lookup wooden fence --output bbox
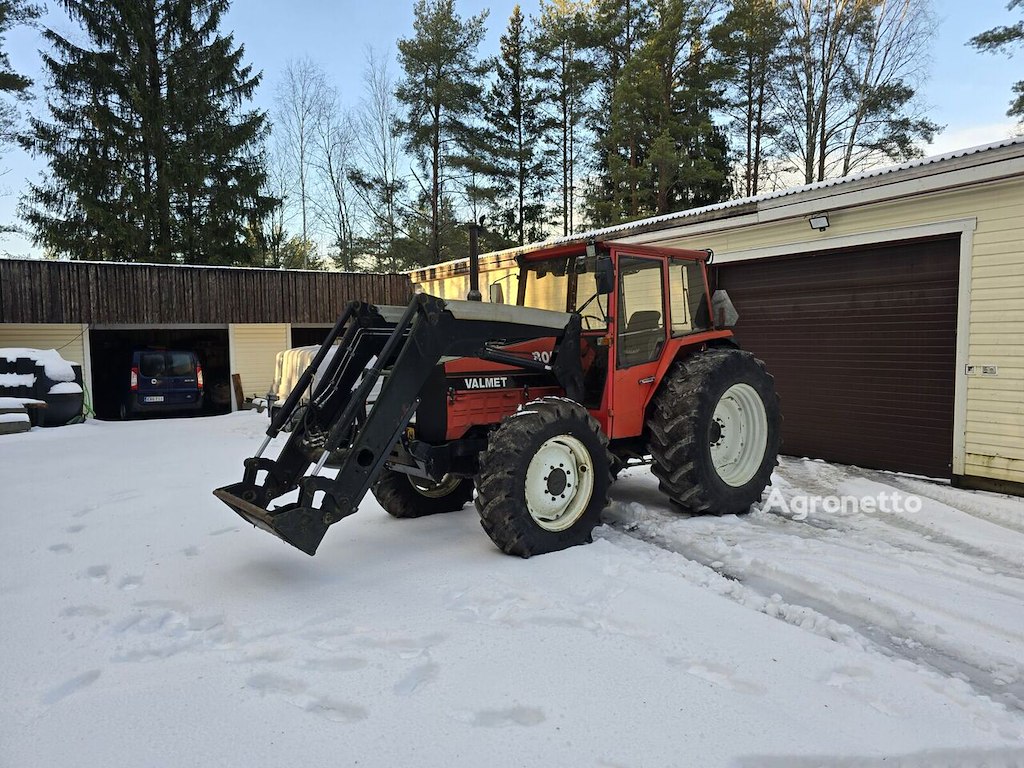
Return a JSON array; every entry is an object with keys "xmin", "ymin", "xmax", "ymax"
[{"xmin": 0, "ymin": 259, "xmax": 412, "ymax": 325}]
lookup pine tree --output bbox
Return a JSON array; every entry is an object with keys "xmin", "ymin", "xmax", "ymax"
[
  {"xmin": 20, "ymin": 0, "xmax": 271, "ymax": 264},
  {"xmin": 395, "ymin": 0, "xmax": 488, "ymax": 266},
  {"xmin": 970, "ymin": 1, "xmax": 1024, "ymax": 121},
  {"xmin": 586, "ymin": 0, "xmax": 653, "ymax": 226},
  {"xmin": 534, "ymin": 0, "xmax": 593, "ymax": 236},
  {"xmin": 589, "ymin": 0, "xmax": 732, "ymax": 225},
  {"xmin": 483, "ymin": 5, "xmax": 555, "ymax": 245},
  {"xmin": 712, "ymin": 0, "xmax": 786, "ymax": 196},
  {"xmin": 0, "ymin": 1, "xmax": 40, "ymax": 151}
]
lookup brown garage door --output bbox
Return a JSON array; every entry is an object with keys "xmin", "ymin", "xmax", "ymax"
[{"xmin": 715, "ymin": 237, "xmax": 959, "ymax": 478}]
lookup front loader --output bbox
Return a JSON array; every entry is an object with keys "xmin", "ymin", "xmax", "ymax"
[{"xmin": 215, "ymin": 240, "xmax": 781, "ymax": 558}]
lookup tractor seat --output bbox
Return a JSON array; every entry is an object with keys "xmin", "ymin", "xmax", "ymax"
[{"xmin": 620, "ymin": 310, "xmax": 664, "ymax": 366}]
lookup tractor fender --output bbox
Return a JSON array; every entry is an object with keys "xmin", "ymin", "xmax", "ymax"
[{"xmin": 640, "ymin": 330, "xmax": 737, "ymax": 422}]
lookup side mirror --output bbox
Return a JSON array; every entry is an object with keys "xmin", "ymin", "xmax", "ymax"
[
  {"xmin": 489, "ymin": 282, "xmax": 504, "ymax": 304},
  {"xmin": 711, "ymin": 289, "xmax": 739, "ymax": 328},
  {"xmin": 595, "ymin": 255, "xmax": 614, "ymax": 295}
]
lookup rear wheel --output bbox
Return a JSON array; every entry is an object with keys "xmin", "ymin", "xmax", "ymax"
[
  {"xmin": 475, "ymin": 397, "xmax": 612, "ymax": 557},
  {"xmin": 648, "ymin": 349, "xmax": 780, "ymax": 515},
  {"xmin": 371, "ymin": 467, "xmax": 474, "ymax": 519}
]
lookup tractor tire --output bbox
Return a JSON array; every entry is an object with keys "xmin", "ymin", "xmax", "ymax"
[
  {"xmin": 648, "ymin": 348, "xmax": 780, "ymax": 515},
  {"xmin": 371, "ymin": 468, "xmax": 474, "ymax": 519},
  {"xmin": 475, "ymin": 397, "xmax": 613, "ymax": 558}
]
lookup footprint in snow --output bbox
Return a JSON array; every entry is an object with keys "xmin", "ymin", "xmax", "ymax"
[
  {"xmin": 66, "ymin": 524, "xmax": 85, "ymax": 533},
  {"xmin": 393, "ymin": 662, "xmax": 439, "ymax": 696},
  {"xmin": 119, "ymin": 575, "xmax": 143, "ymax": 591},
  {"xmin": 246, "ymin": 672, "xmax": 308, "ymax": 697},
  {"xmin": 452, "ymin": 706, "xmax": 546, "ymax": 727},
  {"xmin": 60, "ymin": 605, "xmax": 109, "ymax": 618},
  {"xmin": 182, "ymin": 545, "xmax": 200, "ymax": 557},
  {"xmin": 85, "ymin": 565, "xmax": 109, "ymax": 583},
  {"xmin": 49, "ymin": 543, "xmax": 73, "ymax": 554},
  {"xmin": 41, "ymin": 670, "xmax": 101, "ymax": 705},
  {"xmin": 823, "ymin": 665, "xmax": 874, "ymax": 689},
  {"xmin": 822, "ymin": 666, "xmax": 899, "ymax": 716},
  {"xmin": 246, "ymin": 674, "xmax": 368, "ymax": 723},
  {"xmin": 303, "ymin": 696, "xmax": 368, "ymax": 723},
  {"xmin": 669, "ymin": 658, "xmax": 766, "ymax": 695},
  {"xmin": 302, "ymin": 656, "xmax": 368, "ymax": 672}
]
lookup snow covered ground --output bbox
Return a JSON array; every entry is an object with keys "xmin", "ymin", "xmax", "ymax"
[{"xmin": 2, "ymin": 412, "xmax": 1024, "ymax": 767}]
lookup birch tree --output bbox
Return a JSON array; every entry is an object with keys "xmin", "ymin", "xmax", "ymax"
[{"xmin": 775, "ymin": 0, "xmax": 938, "ymax": 184}]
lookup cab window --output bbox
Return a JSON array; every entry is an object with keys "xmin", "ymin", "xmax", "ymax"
[
  {"xmin": 617, "ymin": 256, "xmax": 665, "ymax": 367},
  {"xmin": 571, "ymin": 255, "xmax": 609, "ymax": 330},
  {"xmin": 668, "ymin": 258, "xmax": 712, "ymax": 336},
  {"xmin": 520, "ymin": 257, "xmax": 570, "ymax": 313}
]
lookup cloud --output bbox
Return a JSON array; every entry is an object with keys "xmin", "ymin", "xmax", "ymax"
[{"xmin": 925, "ymin": 121, "xmax": 1021, "ymax": 155}]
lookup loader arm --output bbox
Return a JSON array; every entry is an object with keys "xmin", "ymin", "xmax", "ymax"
[{"xmin": 214, "ymin": 293, "xmax": 583, "ymax": 556}]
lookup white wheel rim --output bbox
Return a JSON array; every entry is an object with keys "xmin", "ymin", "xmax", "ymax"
[
  {"xmin": 709, "ymin": 383, "xmax": 768, "ymax": 487},
  {"xmin": 408, "ymin": 474, "xmax": 462, "ymax": 498},
  {"xmin": 524, "ymin": 435, "xmax": 595, "ymax": 531}
]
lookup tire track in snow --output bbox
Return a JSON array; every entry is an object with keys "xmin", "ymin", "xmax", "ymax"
[
  {"xmin": 777, "ymin": 459, "xmax": 1024, "ymax": 577},
  {"xmin": 601, "ymin": 497, "xmax": 1024, "ymax": 716}
]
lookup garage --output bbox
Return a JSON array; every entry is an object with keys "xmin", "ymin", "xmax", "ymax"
[
  {"xmin": 0, "ymin": 258, "xmax": 411, "ymax": 423},
  {"xmin": 408, "ymin": 139, "xmax": 1024, "ymax": 491},
  {"xmin": 88, "ymin": 327, "xmax": 232, "ymax": 420},
  {"xmin": 715, "ymin": 236, "xmax": 959, "ymax": 478}
]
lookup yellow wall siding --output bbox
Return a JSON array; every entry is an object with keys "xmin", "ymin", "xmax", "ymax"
[
  {"xmin": 228, "ymin": 323, "xmax": 291, "ymax": 407},
  {"xmin": 415, "ymin": 261, "xmax": 520, "ymax": 305},
  {"xmin": 0, "ymin": 324, "xmax": 86, "ymax": 367}
]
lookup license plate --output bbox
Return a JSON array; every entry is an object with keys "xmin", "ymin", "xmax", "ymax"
[{"xmin": 143, "ymin": 395, "xmax": 164, "ymax": 403}]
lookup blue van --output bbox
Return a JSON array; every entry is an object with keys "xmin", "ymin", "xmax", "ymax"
[{"xmin": 121, "ymin": 349, "xmax": 204, "ymax": 419}]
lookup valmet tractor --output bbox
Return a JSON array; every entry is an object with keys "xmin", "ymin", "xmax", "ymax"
[{"xmin": 214, "ymin": 240, "xmax": 781, "ymax": 558}]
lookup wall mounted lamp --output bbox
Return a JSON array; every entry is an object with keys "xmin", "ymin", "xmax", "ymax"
[{"xmin": 808, "ymin": 213, "xmax": 830, "ymax": 231}]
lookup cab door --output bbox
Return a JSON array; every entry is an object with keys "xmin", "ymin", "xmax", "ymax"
[{"xmin": 608, "ymin": 253, "xmax": 667, "ymax": 438}]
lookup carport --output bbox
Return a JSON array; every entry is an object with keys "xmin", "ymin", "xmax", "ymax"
[
  {"xmin": 88, "ymin": 326, "xmax": 231, "ymax": 420},
  {"xmin": 0, "ymin": 259, "xmax": 411, "ymax": 421}
]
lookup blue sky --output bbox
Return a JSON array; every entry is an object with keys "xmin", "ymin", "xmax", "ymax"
[{"xmin": 0, "ymin": 0, "xmax": 1020, "ymax": 257}]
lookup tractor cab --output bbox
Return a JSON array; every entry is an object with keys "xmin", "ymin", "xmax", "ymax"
[{"xmin": 514, "ymin": 242, "xmax": 736, "ymax": 439}]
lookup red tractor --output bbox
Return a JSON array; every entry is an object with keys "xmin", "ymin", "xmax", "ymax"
[{"xmin": 215, "ymin": 239, "xmax": 781, "ymax": 557}]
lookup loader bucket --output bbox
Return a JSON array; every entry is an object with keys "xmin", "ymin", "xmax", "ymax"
[
  {"xmin": 214, "ymin": 485, "xmax": 333, "ymax": 556},
  {"xmin": 212, "ymin": 296, "xmax": 436, "ymax": 556}
]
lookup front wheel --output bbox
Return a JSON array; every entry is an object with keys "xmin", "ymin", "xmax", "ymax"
[
  {"xmin": 475, "ymin": 397, "xmax": 612, "ymax": 557},
  {"xmin": 647, "ymin": 348, "xmax": 780, "ymax": 515},
  {"xmin": 371, "ymin": 468, "xmax": 474, "ymax": 519}
]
